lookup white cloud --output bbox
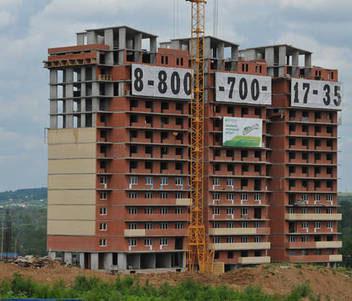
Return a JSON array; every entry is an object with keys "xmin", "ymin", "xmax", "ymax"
[
  {"xmin": 0, "ymin": 10, "xmax": 15, "ymax": 28},
  {"xmin": 0, "ymin": 127, "xmax": 43, "ymax": 152},
  {"xmin": 0, "ymin": 0, "xmax": 351, "ymax": 190},
  {"xmin": 0, "ymin": 0, "xmax": 22, "ymax": 8},
  {"xmin": 278, "ymin": 0, "xmax": 352, "ymax": 9}
]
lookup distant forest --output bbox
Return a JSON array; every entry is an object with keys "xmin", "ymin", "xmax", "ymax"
[
  {"xmin": 339, "ymin": 195, "xmax": 352, "ymax": 266},
  {"xmin": 0, "ymin": 188, "xmax": 47, "ymax": 202},
  {"xmin": 0, "ymin": 188, "xmax": 351, "ymax": 266}
]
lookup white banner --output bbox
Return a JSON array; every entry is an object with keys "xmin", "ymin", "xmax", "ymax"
[
  {"xmin": 131, "ymin": 64, "xmax": 193, "ymax": 99},
  {"xmin": 291, "ymin": 79, "xmax": 342, "ymax": 109},
  {"xmin": 216, "ymin": 72, "xmax": 272, "ymax": 105},
  {"xmin": 223, "ymin": 117, "xmax": 263, "ymax": 148}
]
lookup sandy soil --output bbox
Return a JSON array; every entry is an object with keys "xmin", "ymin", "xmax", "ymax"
[{"xmin": 1, "ymin": 262, "xmax": 351, "ymax": 300}]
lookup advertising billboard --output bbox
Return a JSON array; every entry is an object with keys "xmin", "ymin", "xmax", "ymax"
[
  {"xmin": 223, "ymin": 117, "xmax": 263, "ymax": 148},
  {"xmin": 131, "ymin": 64, "xmax": 193, "ymax": 99},
  {"xmin": 216, "ymin": 72, "xmax": 272, "ymax": 105},
  {"xmin": 291, "ymin": 78, "xmax": 342, "ymax": 110}
]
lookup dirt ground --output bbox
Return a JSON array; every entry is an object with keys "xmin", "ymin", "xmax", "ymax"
[{"xmin": 1, "ymin": 262, "xmax": 352, "ymax": 300}]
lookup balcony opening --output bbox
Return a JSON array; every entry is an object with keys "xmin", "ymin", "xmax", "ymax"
[
  {"xmin": 175, "ymin": 238, "xmax": 183, "ymax": 250},
  {"xmin": 85, "ymin": 114, "xmax": 92, "ymax": 127},
  {"xmin": 254, "ymin": 179, "xmax": 261, "ymax": 191},
  {"xmin": 289, "ymin": 222, "xmax": 296, "ymax": 233},
  {"xmin": 85, "ymin": 67, "xmax": 92, "ymax": 81},
  {"xmin": 254, "ymin": 208, "xmax": 262, "ymax": 219}
]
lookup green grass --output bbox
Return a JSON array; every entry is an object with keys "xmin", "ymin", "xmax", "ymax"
[{"xmin": 0, "ymin": 273, "xmax": 319, "ymax": 301}]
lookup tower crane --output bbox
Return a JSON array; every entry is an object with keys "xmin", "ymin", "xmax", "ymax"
[{"xmin": 186, "ymin": 0, "xmax": 213, "ymax": 273}]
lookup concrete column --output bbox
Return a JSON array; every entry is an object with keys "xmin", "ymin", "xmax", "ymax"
[
  {"xmin": 278, "ymin": 46, "xmax": 287, "ymax": 66},
  {"xmin": 268, "ymin": 68, "xmax": 274, "ymax": 77},
  {"xmin": 305, "ymin": 53, "xmax": 312, "ymax": 68},
  {"xmin": 104, "ymin": 253, "xmax": 112, "ymax": 270},
  {"xmin": 292, "ymin": 50, "xmax": 300, "ymax": 77},
  {"xmin": 65, "ymin": 68, "xmax": 73, "ymax": 83},
  {"xmin": 150, "ymin": 37, "xmax": 157, "ymax": 53},
  {"xmin": 105, "ymin": 52, "xmax": 114, "ymax": 65},
  {"xmin": 92, "ymin": 82, "xmax": 99, "ymax": 97},
  {"xmin": 50, "ymin": 83, "xmax": 58, "ymax": 100},
  {"xmin": 50, "ymin": 100, "xmax": 57, "ymax": 115},
  {"xmin": 118, "ymin": 253, "xmax": 127, "ymax": 270},
  {"xmin": 118, "ymin": 83, "xmax": 125, "ymax": 96},
  {"xmin": 118, "ymin": 49, "xmax": 125, "ymax": 65},
  {"xmin": 91, "ymin": 253, "xmax": 99, "ymax": 270},
  {"xmin": 65, "ymin": 84, "xmax": 73, "ymax": 99},
  {"xmin": 182, "ymin": 252, "xmax": 187, "ymax": 268},
  {"xmin": 278, "ymin": 46, "xmax": 287, "ymax": 76},
  {"xmin": 50, "ymin": 115, "xmax": 57, "ymax": 129},
  {"xmin": 81, "ymin": 84, "xmax": 86, "ymax": 98},
  {"xmin": 64, "ymin": 252, "xmax": 72, "ymax": 265},
  {"xmin": 231, "ymin": 46, "xmax": 239, "ymax": 61},
  {"xmin": 134, "ymin": 33, "xmax": 142, "ymax": 62},
  {"xmin": 81, "ymin": 98, "xmax": 86, "ymax": 112},
  {"xmin": 48, "ymin": 251, "xmax": 56, "ymax": 260},
  {"xmin": 65, "ymin": 99, "xmax": 73, "ymax": 114},
  {"xmin": 134, "ymin": 33, "xmax": 142, "ymax": 51},
  {"xmin": 105, "ymin": 83, "xmax": 113, "ymax": 97},
  {"xmin": 118, "ymin": 27, "xmax": 126, "ymax": 49},
  {"xmin": 150, "ymin": 37, "xmax": 157, "ymax": 64},
  {"xmin": 92, "ymin": 98, "xmax": 99, "ymax": 111},
  {"xmin": 81, "ymin": 113, "xmax": 86, "ymax": 128},
  {"xmin": 87, "ymin": 31, "xmax": 97, "ymax": 44},
  {"xmin": 90, "ymin": 66, "xmax": 96, "ymax": 81},
  {"xmin": 92, "ymin": 113, "xmax": 97, "ymax": 127},
  {"xmin": 104, "ymin": 29, "xmax": 114, "ymax": 48},
  {"xmin": 50, "ymin": 70, "xmax": 58, "ymax": 84},
  {"xmin": 217, "ymin": 42, "xmax": 225, "ymax": 69},
  {"xmin": 152, "ymin": 254, "xmax": 156, "ymax": 269},
  {"xmin": 76, "ymin": 33, "xmax": 85, "ymax": 45},
  {"xmin": 80, "ymin": 67, "xmax": 86, "ymax": 82},
  {"xmin": 65, "ymin": 115, "xmax": 73, "ymax": 128},
  {"xmin": 79, "ymin": 253, "xmax": 85, "ymax": 269},
  {"xmin": 204, "ymin": 37, "xmax": 211, "ymax": 59},
  {"xmin": 264, "ymin": 47, "xmax": 274, "ymax": 66},
  {"xmin": 292, "ymin": 51, "xmax": 299, "ymax": 66}
]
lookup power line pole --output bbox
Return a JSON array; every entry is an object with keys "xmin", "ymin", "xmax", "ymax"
[
  {"xmin": 3, "ymin": 209, "xmax": 12, "ymax": 260},
  {"xmin": 0, "ymin": 219, "xmax": 4, "ymax": 260}
]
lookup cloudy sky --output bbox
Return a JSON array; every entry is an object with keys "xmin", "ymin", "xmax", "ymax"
[{"xmin": 0, "ymin": 0, "xmax": 351, "ymax": 192}]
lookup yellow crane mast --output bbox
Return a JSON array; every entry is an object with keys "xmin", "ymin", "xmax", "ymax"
[{"xmin": 186, "ymin": 0, "xmax": 213, "ymax": 273}]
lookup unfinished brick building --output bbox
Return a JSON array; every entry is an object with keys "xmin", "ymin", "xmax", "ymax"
[{"xmin": 44, "ymin": 26, "xmax": 342, "ymax": 271}]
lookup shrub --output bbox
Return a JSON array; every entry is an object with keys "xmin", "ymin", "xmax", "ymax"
[
  {"xmin": 0, "ymin": 273, "xmax": 320, "ymax": 301},
  {"xmin": 286, "ymin": 283, "xmax": 313, "ymax": 301}
]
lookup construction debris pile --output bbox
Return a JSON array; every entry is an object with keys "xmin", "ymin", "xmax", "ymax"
[{"xmin": 12, "ymin": 255, "xmax": 57, "ymax": 268}]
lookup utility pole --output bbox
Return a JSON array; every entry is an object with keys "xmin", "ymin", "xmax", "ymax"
[
  {"xmin": 0, "ymin": 219, "xmax": 4, "ymax": 260},
  {"xmin": 3, "ymin": 209, "xmax": 12, "ymax": 260}
]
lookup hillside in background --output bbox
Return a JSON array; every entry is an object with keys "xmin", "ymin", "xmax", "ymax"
[
  {"xmin": 0, "ymin": 188, "xmax": 351, "ymax": 266},
  {"xmin": 0, "ymin": 188, "xmax": 47, "ymax": 256},
  {"xmin": 339, "ymin": 194, "xmax": 352, "ymax": 266},
  {"xmin": 0, "ymin": 188, "xmax": 47, "ymax": 206}
]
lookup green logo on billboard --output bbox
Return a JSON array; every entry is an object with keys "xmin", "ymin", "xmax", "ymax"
[{"xmin": 223, "ymin": 117, "xmax": 262, "ymax": 148}]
